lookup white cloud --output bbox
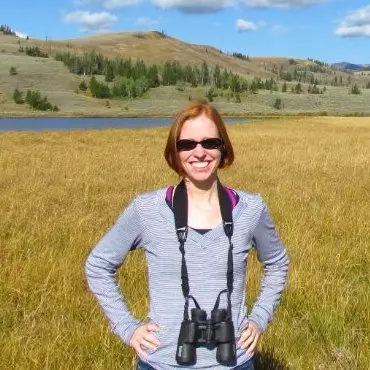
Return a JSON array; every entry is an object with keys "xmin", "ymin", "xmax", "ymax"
[
  {"xmin": 15, "ymin": 31, "xmax": 28, "ymax": 39},
  {"xmin": 236, "ymin": 19, "xmax": 258, "ymax": 32},
  {"xmin": 74, "ymin": 0, "xmax": 139, "ymax": 9},
  {"xmin": 151, "ymin": 0, "xmax": 235, "ymax": 13},
  {"xmin": 271, "ymin": 24, "xmax": 288, "ymax": 33},
  {"xmin": 149, "ymin": 0, "xmax": 324, "ymax": 13},
  {"xmin": 241, "ymin": 0, "xmax": 325, "ymax": 8},
  {"xmin": 63, "ymin": 11, "xmax": 117, "ymax": 32},
  {"xmin": 135, "ymin": 17, "xmax": 160, "ymax": 26},
  {"xmin": 335, "ymin": 6, "xmax": 370, "ymax": 37}
]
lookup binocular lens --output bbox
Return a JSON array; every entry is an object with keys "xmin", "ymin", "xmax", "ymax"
[
  {"xmin": 211, "ymin": 308, "xmax": 227, "ymax": 323},
  {"xmin": 191, "ymin": 308, "xmax": 207, "ymax": 321}
]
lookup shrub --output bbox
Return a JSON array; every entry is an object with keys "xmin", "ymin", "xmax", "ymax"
[
  {"xmin": 308, "ymin": 84, "xmax": 320, "ymax": 94},
  {"xmin": 350, "ymin": 84, "xmax": 361, "ymax": 95},
  {"xmin": 9, "ymin": 66, "xmax": 17, "ymax": 75},
  {"xmin": 25, "ymin": 46, "xmax": 48, "ymax": 58},
  {"xmin": 176, "ymin": 82, "xmax": 185, "ymax": 92},
  {"xmin": 273, "ymin": 98, "xmax": 283, "ymax": 110},
  {"xmin": 79, "ymin": 80, "xmax": 88, "ymax": 91},
  {"xmin": 89, "ymin": 76, "xmax": 111, "ymax": 99},
  {"xmin": 13, "ymin": 88, "xmax": 24, "ymax": 104},
  {"xmin": 206, "ymin": 87, "xmax": 217, "ymax": 102},
  {"xmin": 25, "ymin": 89, "xmax": 58, "ymax": 111},
  {"xmin": 294, "ymin": 83, "xmax": 303, "ymax": 94},
  {"xmin": 111, "ymin": 76, "xmax": 149, "ymax": 99}
]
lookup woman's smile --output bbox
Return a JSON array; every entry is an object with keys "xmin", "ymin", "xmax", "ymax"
[{"xmin": 191, "ymin": 161, "xmax": 210, "ymax": 169}]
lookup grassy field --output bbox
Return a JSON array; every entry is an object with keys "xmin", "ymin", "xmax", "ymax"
[{"xmin": 0, "ymin": 117, "xmax": 369, "ymax": 369}]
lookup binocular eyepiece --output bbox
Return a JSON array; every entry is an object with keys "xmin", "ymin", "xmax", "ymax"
[{"xmin": 176, "ymin": 307, "xmax": 237, "ymax": 366}]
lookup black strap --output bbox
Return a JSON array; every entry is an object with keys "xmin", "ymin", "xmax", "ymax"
[
  {"xmin": 173, "ymin": 178, "xmax": 234, "ymax": 319},
  {"xmin": 217, "ymin": 180, "xmax": 234, "ymax": 298},
  {"xmin": 173, "ymin": 180, "xmax": 189, "ymax": 297}
]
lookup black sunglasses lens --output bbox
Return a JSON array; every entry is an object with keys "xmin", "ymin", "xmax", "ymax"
[
  {"xmin": 176, "ymin": 138, "xmax": 223, "ymax": 151},
  {"xmin": 202, "ymin": 138, "xmax": 223, "ymax": 149},
  {"xmin": 176, "ymin": 140, "xmax": 197, "ymax": 151}
]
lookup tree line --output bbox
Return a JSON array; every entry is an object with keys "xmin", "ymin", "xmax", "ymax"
[
  {"xmin": 13, "ymin": 88, "xmax": 59, "ymax": 111},
  {"xmin": 0, "ymin": 24, "xmax": 16, "ymax": 36},
  {"xmin": 56, "ymin": 51, "xmax": 282, "ymax": 99},
  {"xmin": 19, "ymin": 45, "xmax": 49, "ymax": 58}
]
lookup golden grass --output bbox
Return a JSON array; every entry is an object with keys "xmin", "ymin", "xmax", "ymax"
[{"xmin": 0, "ymin": 117, "xmax": 369, "ymax": 369}]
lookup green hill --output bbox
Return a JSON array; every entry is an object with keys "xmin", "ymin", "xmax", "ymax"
[{"xmin": 1, "ymin": 32, "xmax": 370, "ymax": 117}]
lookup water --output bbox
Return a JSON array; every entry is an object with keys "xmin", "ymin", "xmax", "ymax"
[{"xmin": 0, "ymin": 117, "xmax": 249, "ymax": 132}]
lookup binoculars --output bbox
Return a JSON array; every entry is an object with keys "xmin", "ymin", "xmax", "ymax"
[{"xmin": 176, "ymin": 307, "xmax": 237, "ymax": 366}]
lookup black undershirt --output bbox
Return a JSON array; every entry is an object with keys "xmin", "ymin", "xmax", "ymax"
[{"xmin": 190, "ymin": 227, "xmax": 211, "ymax": 235}]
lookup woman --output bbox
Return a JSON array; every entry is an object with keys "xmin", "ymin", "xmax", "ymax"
[{"xmin": 85, "ymin": 100, "xmax": 289, "ymax": 369}]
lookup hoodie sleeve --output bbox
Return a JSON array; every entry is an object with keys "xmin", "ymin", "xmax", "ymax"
[
  {"xmin": 85, "ymin": 197, "xmax": 144, "ymax": 345},
  {"xmin": 248, "ymin": 198, "xmax": 289, "ymax": 333}
]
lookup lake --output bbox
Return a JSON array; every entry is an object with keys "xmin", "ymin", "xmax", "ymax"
[{"xmin": 0, "ymin": 117, "xmax": 249, "ymax": 132}]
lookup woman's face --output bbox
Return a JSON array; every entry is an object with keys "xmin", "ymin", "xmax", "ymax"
[{"xmin": 178, "ymin": 113, "xmax": 222, "ymax": 185}]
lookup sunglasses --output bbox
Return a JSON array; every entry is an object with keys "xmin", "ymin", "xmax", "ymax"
[{"xmin": 176, "ymin": 138, "xmax": 224, "ymax": 152}]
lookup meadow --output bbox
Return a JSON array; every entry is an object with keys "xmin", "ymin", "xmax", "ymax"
[{"xmin": 0, "ymin": 117, "xmax": 369, "ymax": 369}]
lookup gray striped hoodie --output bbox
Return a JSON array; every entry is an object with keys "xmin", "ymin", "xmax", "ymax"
[{"xmin": 85, "ymin": 188, "xmax": 289, "ymax": 369}]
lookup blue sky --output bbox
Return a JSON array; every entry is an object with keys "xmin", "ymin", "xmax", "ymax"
[{"xmin": 2, "ymin": 0, "xmax": 370, "ymax": 64}]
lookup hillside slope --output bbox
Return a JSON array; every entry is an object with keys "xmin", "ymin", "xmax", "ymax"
[{"xmin": 1, "ymin": 32, "xmax": 370, "ymax": 117}]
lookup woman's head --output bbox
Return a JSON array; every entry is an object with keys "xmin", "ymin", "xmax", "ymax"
[{"xmin": 164, "ymin": 100, "xmax": 234, "ymax": 182}]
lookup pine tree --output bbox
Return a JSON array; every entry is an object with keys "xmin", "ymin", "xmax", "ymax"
[
  {"xmin": 105, "ymin": 62, "xmax": 115, "ymax": 82},
  {"xmin": 13, "ymin": 88, "xmax": 24, "ymax": 104},
  {"xmin": 200, "ymin": 61, "xmax": 210, "ymax": 86},
  {"xmin": 213, "ymin": 65, "xmax": 221, "ymax": 88},
  {"xmin": 147, "ymin": 65, "xmax": 160, "ymax": 88},
  {"xmin": 273, "ymin": 98, "xmax": 283, "ymax": 110}
]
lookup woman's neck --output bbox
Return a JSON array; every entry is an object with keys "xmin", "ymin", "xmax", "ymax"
[{"xmin": 184, "ymin": 177, "xmax": 219, "ymax": 205}]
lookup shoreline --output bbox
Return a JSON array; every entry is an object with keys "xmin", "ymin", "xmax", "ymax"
[
  {"xmin": 2, "ymin": 110, "xmax": 368, "ymax": 118},
  {"xmin": 1, "ymin": 112, "xmax": 369, "ymax": 119}
]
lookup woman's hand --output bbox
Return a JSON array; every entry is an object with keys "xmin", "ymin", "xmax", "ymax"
[
  {"xmin": 130, "ymin": 323, "xmax": 160, "ymax": 360},
  {"xmin": 237, "ymin": 321, "xmax": 261, "ymax": 354}
]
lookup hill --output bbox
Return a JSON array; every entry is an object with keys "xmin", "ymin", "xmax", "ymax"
[
  {"xmin": 331, "ymin": 62, "xmax": 366, "ymax": 72},
  {"xmin": 9, "ymin": 31, "xmax": 356, "ymax": 81},
  {"xmin": 1, "ymin": 32, "xmax": 370, "ymax": 117}
]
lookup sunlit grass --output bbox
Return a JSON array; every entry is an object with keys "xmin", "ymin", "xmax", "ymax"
[{"xmin": 0, "ymin": 117, "xmax": 369, "ymax": 369}]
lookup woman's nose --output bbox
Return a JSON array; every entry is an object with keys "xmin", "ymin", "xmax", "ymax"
[{"xmin": 193, "ymin": 143, "xmax": 207, "ymax": 156}]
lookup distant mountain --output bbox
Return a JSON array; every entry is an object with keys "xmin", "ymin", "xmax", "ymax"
[{"xmin": 330, "ymin": 62, "xmax": 366, "ymax": 72}]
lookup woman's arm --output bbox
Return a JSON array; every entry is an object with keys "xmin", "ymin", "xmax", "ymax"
[
  {"xmin": 85, "ymin": 197, "xmax": 144, "ymax": 345},
  {"xmin": 248, "ymin": 198, "xmax": 290, "ymax": 333}
]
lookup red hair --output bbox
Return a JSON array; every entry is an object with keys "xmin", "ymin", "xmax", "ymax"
[{"xmin": 164, "ymin": 100, "xmax": 234, "ymax": 176}]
